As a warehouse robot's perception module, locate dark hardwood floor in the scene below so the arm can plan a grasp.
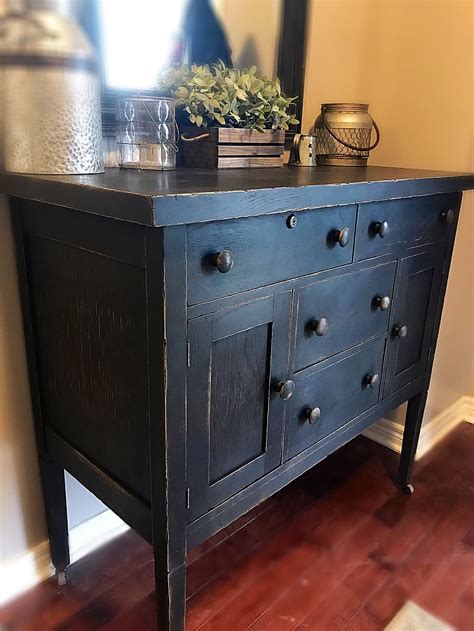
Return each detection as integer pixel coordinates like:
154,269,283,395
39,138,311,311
2,423,473,630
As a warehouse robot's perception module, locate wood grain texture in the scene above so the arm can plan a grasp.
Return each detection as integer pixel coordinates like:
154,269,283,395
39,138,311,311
355,193,461,261
20,199,145,268
216,157,284,169
24,233,151,502
180,127,285,169
45,427,152,543
384,248,445,397
187,294,292,521
3,424,472,631
209,324,272,483
187,374,425,549
287,337,385,460
294,261,396,370
145,226,188,630
6,172,470,631
186,204,356,304
217,145,284,157
2,166,473,226
215,128,285,144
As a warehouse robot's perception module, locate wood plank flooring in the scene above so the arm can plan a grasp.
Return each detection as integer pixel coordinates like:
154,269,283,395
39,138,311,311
2,423,473,630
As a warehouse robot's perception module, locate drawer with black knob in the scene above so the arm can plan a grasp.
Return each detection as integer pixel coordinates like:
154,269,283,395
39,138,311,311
186,205,356,305
286,337,385,460
294,261,396,371
355,192,461,261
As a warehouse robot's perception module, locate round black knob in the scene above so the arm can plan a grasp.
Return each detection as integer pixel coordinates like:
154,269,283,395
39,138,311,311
277,380,295,401
373,220,389,238
215,250,234,273
287,214,298,229
375,295,391,311
364,373,380,389
393,324,408,338
311,317,328,336
305,406,321,424
440,209,455,225
334,227,351,247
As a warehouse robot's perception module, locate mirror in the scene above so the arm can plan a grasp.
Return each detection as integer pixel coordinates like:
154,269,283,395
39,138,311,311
82,0,308,144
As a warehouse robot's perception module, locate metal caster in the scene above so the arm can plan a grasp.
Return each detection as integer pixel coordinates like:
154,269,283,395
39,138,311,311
400,483,415,495
56,569,67,586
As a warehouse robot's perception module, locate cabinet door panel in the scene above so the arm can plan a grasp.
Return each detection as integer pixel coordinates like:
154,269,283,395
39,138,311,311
187,293,291,521
384,250,444,397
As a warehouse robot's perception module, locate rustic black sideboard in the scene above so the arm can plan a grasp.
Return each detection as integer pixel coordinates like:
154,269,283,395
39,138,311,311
2,166,473,630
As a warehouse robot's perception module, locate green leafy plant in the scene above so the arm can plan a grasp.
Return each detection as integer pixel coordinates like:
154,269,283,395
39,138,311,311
158,61,299,132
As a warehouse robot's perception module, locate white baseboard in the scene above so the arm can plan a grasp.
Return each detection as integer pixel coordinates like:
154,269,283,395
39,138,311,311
0,509,128,606
363,395,474,460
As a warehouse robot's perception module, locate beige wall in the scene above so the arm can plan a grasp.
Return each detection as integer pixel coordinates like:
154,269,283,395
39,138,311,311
303,0,474,423
0,197,46,565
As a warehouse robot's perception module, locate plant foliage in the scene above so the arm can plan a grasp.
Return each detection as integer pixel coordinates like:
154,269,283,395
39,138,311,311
158,61,299,131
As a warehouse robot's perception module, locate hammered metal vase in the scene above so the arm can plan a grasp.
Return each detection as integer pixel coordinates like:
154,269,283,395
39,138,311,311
314,103,380,167
0,7,104,174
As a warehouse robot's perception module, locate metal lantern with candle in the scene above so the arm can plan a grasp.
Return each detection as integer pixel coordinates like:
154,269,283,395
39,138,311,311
115,96,178,170
314,103,380,166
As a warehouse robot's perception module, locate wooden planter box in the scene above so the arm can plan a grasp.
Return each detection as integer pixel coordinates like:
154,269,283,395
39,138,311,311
179,127,285,169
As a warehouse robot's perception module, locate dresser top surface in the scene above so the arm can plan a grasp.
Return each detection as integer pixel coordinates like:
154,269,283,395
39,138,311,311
1,165,473,227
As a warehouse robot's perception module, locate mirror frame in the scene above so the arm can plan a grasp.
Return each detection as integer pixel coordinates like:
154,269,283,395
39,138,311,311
82,0,309,149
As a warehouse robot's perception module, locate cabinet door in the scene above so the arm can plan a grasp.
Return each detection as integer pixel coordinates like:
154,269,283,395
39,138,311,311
187,293,292,521
384,250,445,397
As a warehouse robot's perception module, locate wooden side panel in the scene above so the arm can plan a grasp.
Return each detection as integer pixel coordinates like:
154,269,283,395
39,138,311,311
24,229,150,503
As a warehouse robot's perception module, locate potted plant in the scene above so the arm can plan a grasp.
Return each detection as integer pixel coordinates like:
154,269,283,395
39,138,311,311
158,61,299,168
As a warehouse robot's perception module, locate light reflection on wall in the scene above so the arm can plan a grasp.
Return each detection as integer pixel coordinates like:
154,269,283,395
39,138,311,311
98,0,187,90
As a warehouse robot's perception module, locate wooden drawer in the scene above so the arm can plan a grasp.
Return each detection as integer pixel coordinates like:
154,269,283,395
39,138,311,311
187,205,356,305
294,262,396,371
286,337,385,460
355,193,460,260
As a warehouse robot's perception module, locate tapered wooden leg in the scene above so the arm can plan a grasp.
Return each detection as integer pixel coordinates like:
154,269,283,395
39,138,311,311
398,390,428,492
147,226,188,631
39,458,70,582
154,560,186,631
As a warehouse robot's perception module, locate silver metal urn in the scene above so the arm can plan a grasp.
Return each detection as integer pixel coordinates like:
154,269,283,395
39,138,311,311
0,2,104,174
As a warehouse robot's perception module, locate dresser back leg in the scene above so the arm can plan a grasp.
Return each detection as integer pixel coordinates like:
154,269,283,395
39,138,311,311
39,458,70,581
398,390,428,490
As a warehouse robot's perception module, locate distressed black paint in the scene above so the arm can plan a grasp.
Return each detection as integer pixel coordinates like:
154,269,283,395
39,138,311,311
5,168,469,631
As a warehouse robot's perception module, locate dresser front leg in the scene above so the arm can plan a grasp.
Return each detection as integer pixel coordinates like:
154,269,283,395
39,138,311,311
154,558,186,631
40,458,70,583
398,390,428,494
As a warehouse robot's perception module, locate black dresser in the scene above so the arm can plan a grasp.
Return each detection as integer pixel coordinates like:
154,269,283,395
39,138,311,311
2,166,473,630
